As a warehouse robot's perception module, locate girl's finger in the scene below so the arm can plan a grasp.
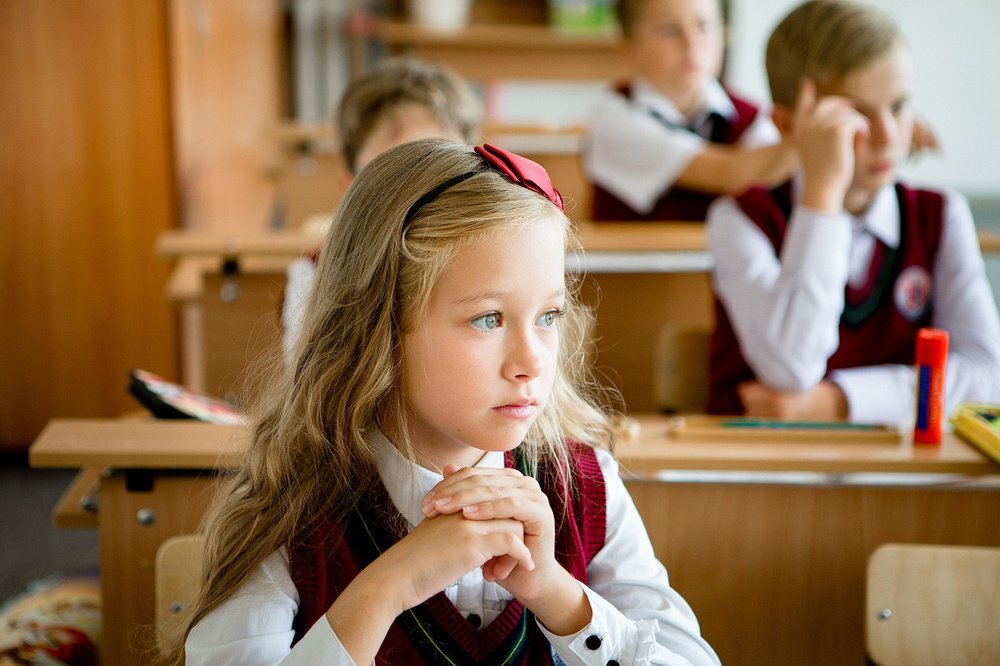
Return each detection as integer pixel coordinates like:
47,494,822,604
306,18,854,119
424,482,542,517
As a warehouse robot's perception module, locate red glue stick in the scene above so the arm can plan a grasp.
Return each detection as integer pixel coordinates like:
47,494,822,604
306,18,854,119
914,327,948,445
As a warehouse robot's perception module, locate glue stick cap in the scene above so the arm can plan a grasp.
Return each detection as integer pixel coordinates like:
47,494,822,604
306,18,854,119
916,327,949,366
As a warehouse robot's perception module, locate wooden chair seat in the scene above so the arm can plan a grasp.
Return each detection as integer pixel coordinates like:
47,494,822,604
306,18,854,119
866,543,1000,665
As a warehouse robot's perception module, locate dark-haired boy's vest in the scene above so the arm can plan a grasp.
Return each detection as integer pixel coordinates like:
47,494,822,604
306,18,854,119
288,442,607,665
708,181,945,415
591,83,760,222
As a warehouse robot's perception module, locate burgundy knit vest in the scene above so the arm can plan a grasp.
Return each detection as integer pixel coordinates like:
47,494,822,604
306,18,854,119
287,441,607,665
591,82,760,222
708,181,945,415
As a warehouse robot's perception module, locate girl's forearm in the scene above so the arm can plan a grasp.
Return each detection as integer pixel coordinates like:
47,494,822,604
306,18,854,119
523,566,592,637
325,563,401,664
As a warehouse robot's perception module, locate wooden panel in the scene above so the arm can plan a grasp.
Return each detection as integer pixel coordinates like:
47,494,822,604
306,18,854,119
52,467,102,529
0,0,179,451
201,271,286,406
866,544,1000,665
99,474,216,665
628,481,1000,666
580,272,714,412
380,22,626,83
169,0,285,234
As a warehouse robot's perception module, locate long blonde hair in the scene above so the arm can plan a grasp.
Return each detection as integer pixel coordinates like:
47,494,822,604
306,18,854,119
166,138,614,662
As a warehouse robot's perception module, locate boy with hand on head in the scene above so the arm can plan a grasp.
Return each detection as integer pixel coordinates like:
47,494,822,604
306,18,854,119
707,0,1000,424
282,57,482,361
584,0,798,221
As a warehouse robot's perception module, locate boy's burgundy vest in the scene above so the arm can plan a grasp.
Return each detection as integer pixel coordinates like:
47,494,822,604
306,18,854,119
287,442,607,665
591,82,760,222
708,181,945,415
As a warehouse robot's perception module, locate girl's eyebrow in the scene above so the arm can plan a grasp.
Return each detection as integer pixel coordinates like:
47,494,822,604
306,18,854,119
451,287,565,306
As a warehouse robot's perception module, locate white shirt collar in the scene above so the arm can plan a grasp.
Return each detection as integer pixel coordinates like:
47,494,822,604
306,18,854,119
790,176,900,248
631,77,736,128
853,184,900,248
369,429,505,529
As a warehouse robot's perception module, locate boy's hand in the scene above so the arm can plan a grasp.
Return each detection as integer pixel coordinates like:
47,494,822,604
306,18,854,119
910,114,941,157
738,379,848,420
793,78,870,213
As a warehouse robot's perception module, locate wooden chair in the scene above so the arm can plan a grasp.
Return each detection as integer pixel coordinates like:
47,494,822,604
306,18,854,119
155,534,205,653
866,543,1000,665
654,324,712,413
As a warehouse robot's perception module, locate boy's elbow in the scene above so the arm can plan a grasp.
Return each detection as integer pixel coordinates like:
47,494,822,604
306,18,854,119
749,352,824,394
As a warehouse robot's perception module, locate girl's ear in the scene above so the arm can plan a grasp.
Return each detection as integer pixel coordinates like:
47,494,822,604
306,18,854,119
770,104,795,139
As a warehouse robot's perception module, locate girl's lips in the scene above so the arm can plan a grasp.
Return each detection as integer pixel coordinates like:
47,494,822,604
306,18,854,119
492,402,539,419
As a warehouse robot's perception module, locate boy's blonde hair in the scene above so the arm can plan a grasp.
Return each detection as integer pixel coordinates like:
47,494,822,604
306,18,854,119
766,0,905,107
338,57,482,173
165,139,614,662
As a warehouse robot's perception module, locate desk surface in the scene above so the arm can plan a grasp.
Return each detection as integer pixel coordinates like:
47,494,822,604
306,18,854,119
29,415,999,476
156,224,1000,258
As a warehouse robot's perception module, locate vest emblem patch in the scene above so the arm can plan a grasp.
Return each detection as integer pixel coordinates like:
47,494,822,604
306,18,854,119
894,265,932,321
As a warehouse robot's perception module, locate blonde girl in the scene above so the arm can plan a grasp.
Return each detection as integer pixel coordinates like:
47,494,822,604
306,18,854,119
178,139,719,665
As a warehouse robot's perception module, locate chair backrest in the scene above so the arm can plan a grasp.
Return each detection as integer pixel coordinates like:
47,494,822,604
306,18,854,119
866,543,1000,665
155,534,205,653
654,324,712,413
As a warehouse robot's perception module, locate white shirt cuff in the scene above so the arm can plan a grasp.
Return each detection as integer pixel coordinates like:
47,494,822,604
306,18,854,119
538,583,655,665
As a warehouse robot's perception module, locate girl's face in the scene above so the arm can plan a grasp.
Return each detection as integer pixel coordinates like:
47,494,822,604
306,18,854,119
401,217,566,470
625,0,723,112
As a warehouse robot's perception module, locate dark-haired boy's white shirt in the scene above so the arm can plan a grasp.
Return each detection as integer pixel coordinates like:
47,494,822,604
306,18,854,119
707,177,1000,424
585,77,780,215
186,431,720,665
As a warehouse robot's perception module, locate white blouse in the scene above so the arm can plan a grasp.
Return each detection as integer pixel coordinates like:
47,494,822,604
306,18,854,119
186,432,720,665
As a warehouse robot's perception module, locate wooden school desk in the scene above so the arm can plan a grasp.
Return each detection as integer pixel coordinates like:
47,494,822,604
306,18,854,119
31,415,1000,665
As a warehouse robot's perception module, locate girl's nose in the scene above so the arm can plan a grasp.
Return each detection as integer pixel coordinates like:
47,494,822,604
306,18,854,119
503,328,544,381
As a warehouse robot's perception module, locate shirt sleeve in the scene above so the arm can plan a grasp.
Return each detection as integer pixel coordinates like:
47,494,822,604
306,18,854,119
584,88,705,215
707,195,852,391
829,190,1000,424
185,549,358,666
281,256,316,365
537,449,720,666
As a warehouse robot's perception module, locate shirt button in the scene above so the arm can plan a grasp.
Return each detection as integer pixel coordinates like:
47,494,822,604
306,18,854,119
467,613,481,628
585,634,602,650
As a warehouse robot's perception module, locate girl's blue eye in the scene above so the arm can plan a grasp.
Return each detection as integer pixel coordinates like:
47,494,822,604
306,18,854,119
537,309,562,328
472,313,501,331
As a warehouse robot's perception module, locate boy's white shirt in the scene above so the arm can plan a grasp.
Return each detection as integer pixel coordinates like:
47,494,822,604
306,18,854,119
707,177,1000,425
584,77,780,215
281,256,316,365
186,430,720,666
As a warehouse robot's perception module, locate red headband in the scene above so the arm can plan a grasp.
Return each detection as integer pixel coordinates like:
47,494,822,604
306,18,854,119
403,143,564,229
474,143,565,211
